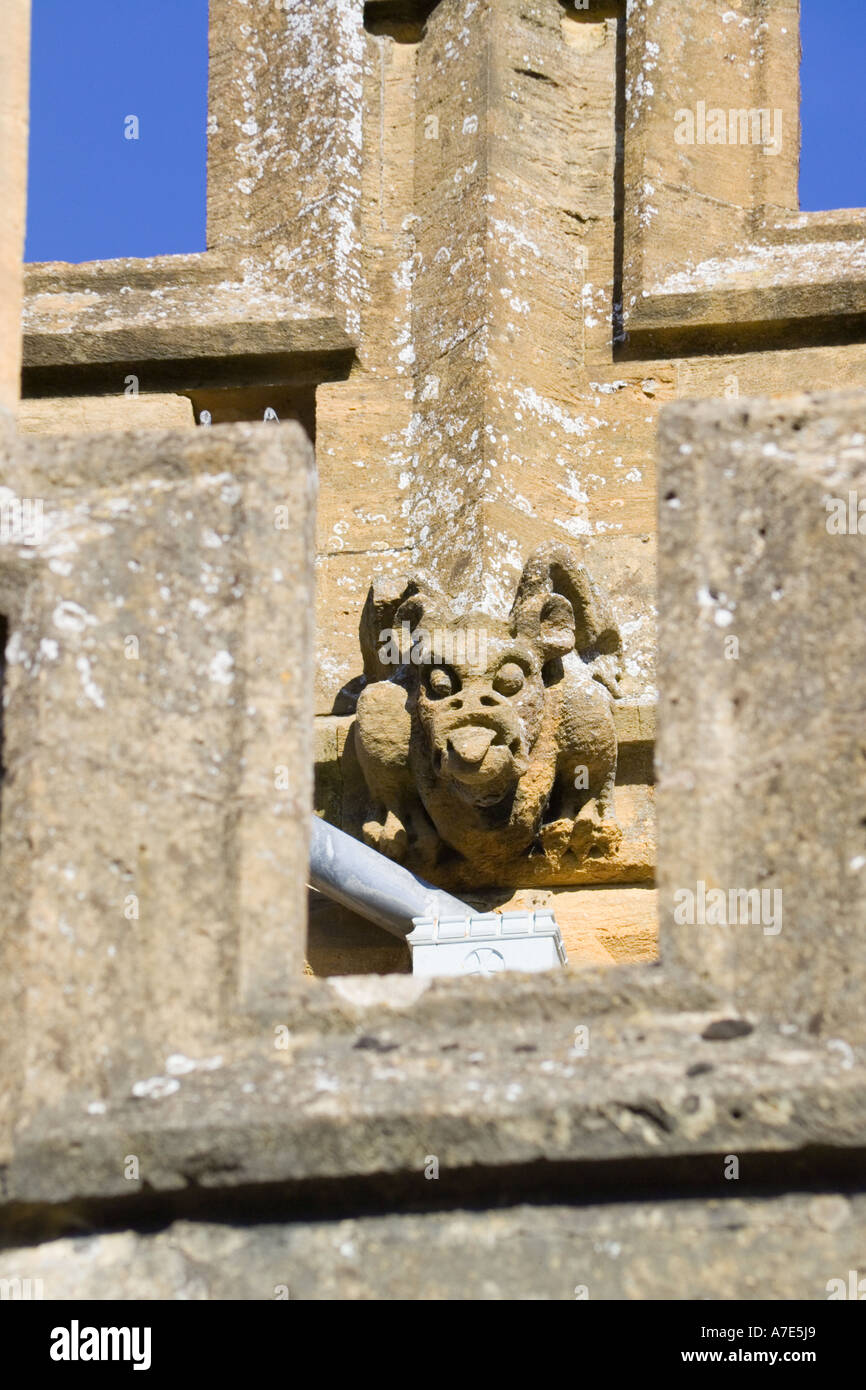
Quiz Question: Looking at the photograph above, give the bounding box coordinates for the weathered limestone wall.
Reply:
[3,382,865,1300]
[311,0,866,716]
[3,0,866,1305]
[314,1,657,714]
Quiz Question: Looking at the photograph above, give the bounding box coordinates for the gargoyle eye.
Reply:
[428,667,454,697]
[493,662,524,696]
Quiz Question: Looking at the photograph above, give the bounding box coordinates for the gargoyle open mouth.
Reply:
[434,722,525,804]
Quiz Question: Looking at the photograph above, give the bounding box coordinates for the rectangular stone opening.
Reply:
[308,0,657,982]
[20,0,359,439]
[363,0,442,43]
[187,385,318,440]
[25,0,208,263]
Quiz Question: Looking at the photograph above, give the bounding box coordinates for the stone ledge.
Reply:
[17,393,195,434]
[1,1193,863,1299]
[5,994,864,1212]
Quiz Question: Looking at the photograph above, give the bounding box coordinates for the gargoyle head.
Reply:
[352,543,624,871]
[392,581,579,809]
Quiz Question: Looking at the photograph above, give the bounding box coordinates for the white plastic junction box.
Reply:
[407,909,568,978]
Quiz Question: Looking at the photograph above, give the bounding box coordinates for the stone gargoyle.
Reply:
[341,544,624,880]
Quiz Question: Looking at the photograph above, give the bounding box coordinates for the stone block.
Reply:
[18,393,195,434]
[0,422,316,1147]
[658,391,866,1036]
[306,889,411,977]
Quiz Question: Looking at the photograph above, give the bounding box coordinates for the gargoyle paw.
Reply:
[362,810,408,863]
[539,817,574,861]
[569,799,622,859]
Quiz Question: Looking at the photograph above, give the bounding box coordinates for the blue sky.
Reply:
[800,0,866,211]
[22,0,866,263]
[25,0,208,262]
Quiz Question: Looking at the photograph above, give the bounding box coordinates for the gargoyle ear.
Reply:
[393,591,448,666]
[538,594,575,659]
[511,543,623,692]
[392,593,425,632]
[359,576,420,681]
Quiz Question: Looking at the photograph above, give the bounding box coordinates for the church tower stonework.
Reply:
[0,0,864,1301]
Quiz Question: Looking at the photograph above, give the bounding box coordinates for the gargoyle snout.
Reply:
[447,725,497,767]
[440,688,509,715]
[429,690,526,781]
[436,707,524,774]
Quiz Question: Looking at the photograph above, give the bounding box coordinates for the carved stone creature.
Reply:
[351,545,624,876]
